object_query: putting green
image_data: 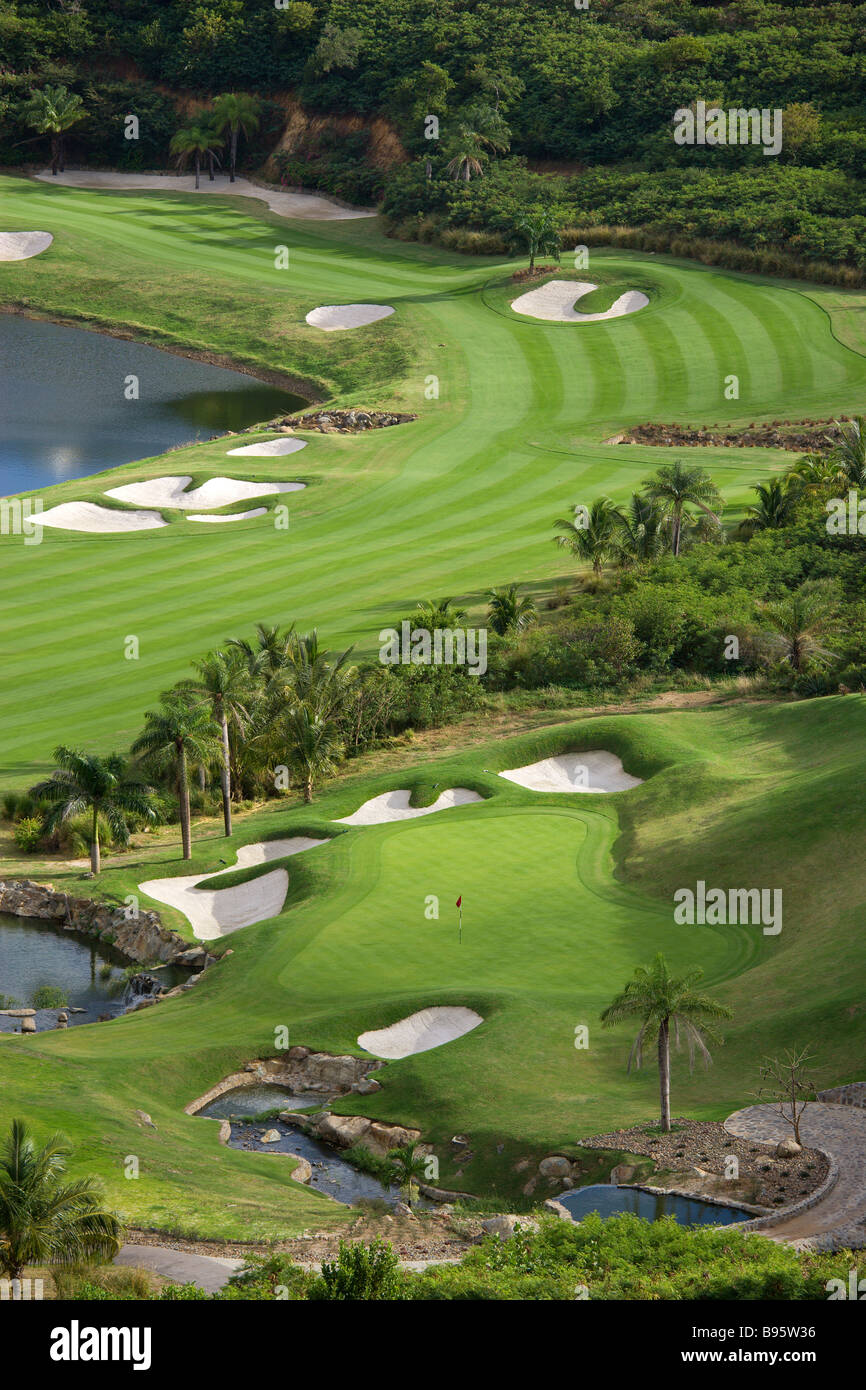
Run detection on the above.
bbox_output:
[2,174,866,783]
[1,702,865,1237]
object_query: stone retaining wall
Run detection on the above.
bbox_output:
[0,879,190,964]
[817,1083,866,1108]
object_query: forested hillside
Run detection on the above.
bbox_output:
[2,1,865,270]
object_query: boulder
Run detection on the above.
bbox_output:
[316,1113,371,1147]
[393,1201,416,1218]
[352,1077,382,1095]
[775,1138,802,1158]
[538,1155,572,1179]
[367,1121,421,1157]
[287,1045,310,1061]
[610,1163,639,1184]
[260,1129,281,1144]
[134,1110,156,1129]
[481,1215,540,1241]
[543,1199,572,1221]
[288,1155,312,1183]
[21,1017,36,1033]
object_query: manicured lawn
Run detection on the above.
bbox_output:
[2,174,866,784]
[2,701,865,1236]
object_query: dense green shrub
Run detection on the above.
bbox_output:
[307,1237,403,1301]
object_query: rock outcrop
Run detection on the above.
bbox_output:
[0,880,190,964]
[269,408,416,434]
[621,419,849,453]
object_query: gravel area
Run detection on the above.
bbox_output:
[579,1118,828,1210]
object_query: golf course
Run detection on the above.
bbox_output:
[2,166,866,1252]
[3,172,866,784]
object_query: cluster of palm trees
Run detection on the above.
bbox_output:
[170,93,261,189]
[554,462,723,576]
[740,415,866,535]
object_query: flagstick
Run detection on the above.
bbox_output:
[459,902,462,946]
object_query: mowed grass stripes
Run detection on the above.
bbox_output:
[1,175,866,783]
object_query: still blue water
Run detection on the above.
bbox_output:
[556,1183,752,1226]
[0,314,306,497]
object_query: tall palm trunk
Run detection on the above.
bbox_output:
[304,777,313,803]
[219,711,232,837]
[194,153,200,190]
[672,505,682,557]
[230,127,238,182]
[208,149,215,181]
[51,135,60,175]
[658,1017,671,1132]
[90,803,100,876]
[177,741,192,860]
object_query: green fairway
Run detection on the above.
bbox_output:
[2,174,866,784]
[1,701,865,1236]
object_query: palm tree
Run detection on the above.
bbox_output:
[23,84,86,175]
[516,207,560,273]
[444,103,509,183]
[282,631,356,721]
[229,622,296,677]
[387,1142,429,1208]
[785,452,842,499]
[178,649,251,837]
[828,415,866,488]
[0,1119,122,1283]
[169,121,222,190]
[445,136,485,183]
[643,462,722,558]
[284,703,342,803]
[30,749,154,876]
[612,493,667,566]
[132,694,222,859]
[211,92,261,183]
[738,478,797,537]
[413,597,469,628]
[486,585,537,636]
[601,953,732,1132]
[553,497,622,577]
[763,579,839,673]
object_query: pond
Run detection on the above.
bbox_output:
[0,313,307,497]
[555,1183,753,1227]
[0,912,183,1030]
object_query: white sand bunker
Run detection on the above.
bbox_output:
[358,1006,484,1060]
[499,752,643,794]
[105,475,305,509]
[140,837,326,940]
[35,170,375,221]
[186,509,267,523]
[37,502,166,533]
[226,438,307,457]
[306,304,395,332]
[0,230,53,260]
[511,280,649,324]
[335,788,482,826]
